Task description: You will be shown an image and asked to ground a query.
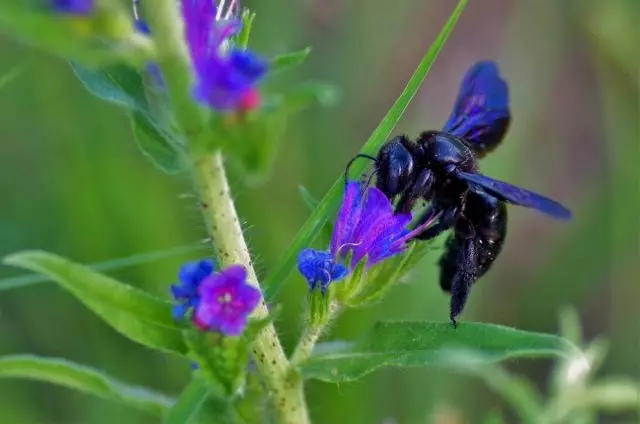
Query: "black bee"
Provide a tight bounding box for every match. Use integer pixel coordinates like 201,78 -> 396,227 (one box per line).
346,61 -> 571,325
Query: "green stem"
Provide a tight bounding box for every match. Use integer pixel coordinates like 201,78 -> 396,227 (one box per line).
290,326 -> 323,367
138,0 -> 206,135
138,2 -> 310,421
191,153 -> 310,424
290,302 -> 340,366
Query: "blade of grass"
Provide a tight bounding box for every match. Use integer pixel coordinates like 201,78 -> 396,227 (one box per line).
0,63 -> 26,90
0,243 -> 208,291
264,0 -> 468,300
164,379 -> 210,424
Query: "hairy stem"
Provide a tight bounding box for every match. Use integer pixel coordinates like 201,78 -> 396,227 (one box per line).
139,0 -> 205,135
191,153 -> 310,424
290,326 -> 323,367
138,2 -> 310,421
290,302 -> 340,366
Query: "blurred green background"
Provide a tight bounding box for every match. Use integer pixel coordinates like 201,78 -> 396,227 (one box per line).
0,1 -> 638,423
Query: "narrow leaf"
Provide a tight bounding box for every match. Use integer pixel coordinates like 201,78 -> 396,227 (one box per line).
164,379 -> 210,424
270,47 -> 312,74
301,321 -> 578,383
0,243 -> 207,291
264,0 -> 468,300
3,251 -> 186,354
131,112 -> 184,174
71,63 -> 147,111
0,355 -> 172,416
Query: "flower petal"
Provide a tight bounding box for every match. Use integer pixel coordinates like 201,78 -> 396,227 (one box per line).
330,181 -> 364,256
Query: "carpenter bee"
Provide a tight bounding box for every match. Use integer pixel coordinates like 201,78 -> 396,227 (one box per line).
346,61 -> 572,326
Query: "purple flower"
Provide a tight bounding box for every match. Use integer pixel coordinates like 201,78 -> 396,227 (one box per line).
297,181 -> 431,291
180,0 -> 268,111
194,264 -> 261,336
52,0 -> 94,14
170,258 -> 215,321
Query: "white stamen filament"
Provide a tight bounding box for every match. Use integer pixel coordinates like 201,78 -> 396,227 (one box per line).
215,0 -> 225,20
216,0 -> 240,21
132,0 -> 140,20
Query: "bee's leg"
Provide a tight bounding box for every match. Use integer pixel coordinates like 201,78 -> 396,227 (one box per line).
395,169 -> 434,214
413,205 -> 460,240
449,225 -> 479,327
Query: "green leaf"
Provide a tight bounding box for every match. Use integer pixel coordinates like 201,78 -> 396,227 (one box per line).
0,243 -> 207,291
264,0 -> 468,300
0,355 -> 172,416
131,112 -> 183,174
270,47 -> 312,74
72,63 -> 184,174
3,251 -> 187,354
164,379 -> 210,424
301,321 -> 578,383
71,63 -> 148,111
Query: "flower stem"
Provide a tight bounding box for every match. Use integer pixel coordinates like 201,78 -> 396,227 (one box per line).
138,0 -> 206,135
291,302 -> 341,366
191,153 -> 310,424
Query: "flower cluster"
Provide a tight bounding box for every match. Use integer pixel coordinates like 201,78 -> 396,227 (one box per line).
51,0 -> 95,15
181,0 -> 268,111
171,259 -> 261,336
297,181 -> 426,292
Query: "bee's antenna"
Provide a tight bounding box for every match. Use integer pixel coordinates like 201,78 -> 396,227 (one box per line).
344,154 -> 377,188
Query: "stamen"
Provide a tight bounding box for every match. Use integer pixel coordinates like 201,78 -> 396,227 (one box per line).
132,0 -> 140,20
218,292 -> 232,303
225,0 -> 239,19
216,0 -> 226,20
336,242 -> 362,258
393,210 -> 443,246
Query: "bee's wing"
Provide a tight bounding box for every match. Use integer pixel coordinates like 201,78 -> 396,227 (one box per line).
457,171 -> 572,220
443,61 -> 511,157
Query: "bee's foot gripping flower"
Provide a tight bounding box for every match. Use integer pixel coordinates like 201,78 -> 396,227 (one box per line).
52,0 -> 95,15
297,181 -> 418,292
172,260 -> 261,336
180,0 -> 269,111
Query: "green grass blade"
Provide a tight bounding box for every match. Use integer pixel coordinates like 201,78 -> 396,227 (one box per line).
0,355 -> 172,416
164,379 -> 210,424
264,0 -> 468,299
0,243 -> 207,291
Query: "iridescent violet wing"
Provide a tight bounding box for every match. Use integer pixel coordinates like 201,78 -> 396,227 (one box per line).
457,171 -> 572,220
442,61 -> 511,157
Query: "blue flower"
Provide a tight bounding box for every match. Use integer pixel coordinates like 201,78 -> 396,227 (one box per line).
297,249 -> 348,292
170,258 -> 215,321
297,181 -> 423,291
52,0 -> 94,14
194,264 -> 261,336
180,0 -> 269,111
